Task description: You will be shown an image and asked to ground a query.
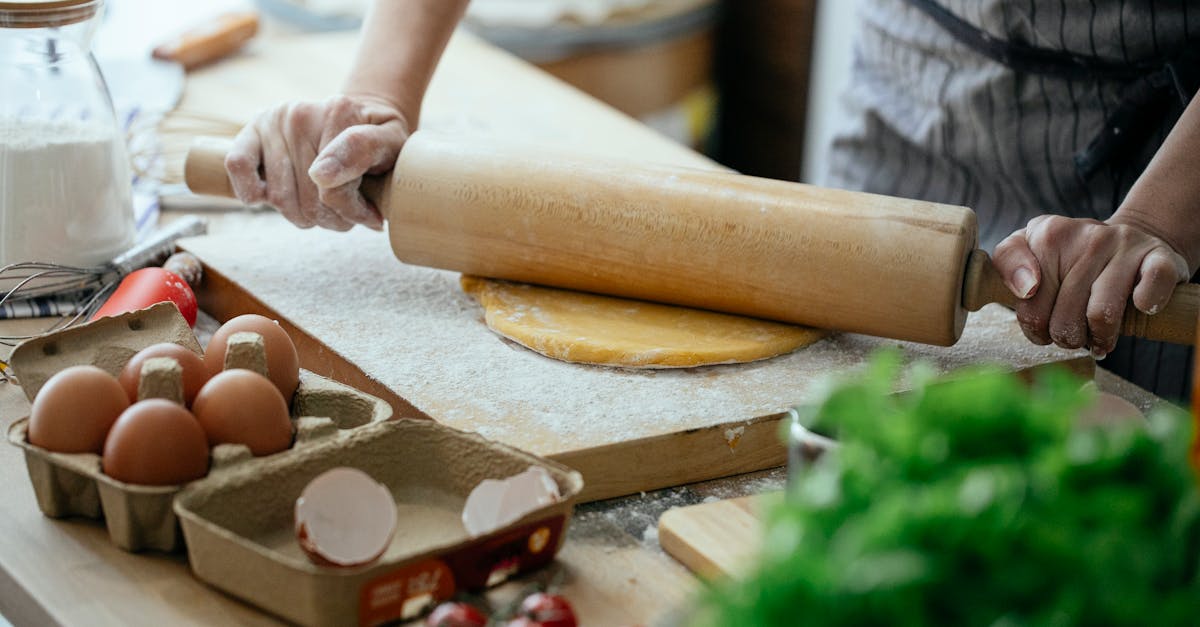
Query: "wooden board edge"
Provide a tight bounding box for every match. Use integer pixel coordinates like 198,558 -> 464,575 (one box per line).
546,356 -> 1097,503
551,412 -> 790,502
1018,354 -> 1095,382
0,567 -> 60,627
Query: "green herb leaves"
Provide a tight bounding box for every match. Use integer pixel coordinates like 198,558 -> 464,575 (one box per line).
703,353 -> 1200,626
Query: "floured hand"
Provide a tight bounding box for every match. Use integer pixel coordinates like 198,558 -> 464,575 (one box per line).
992,215 -> 1190,358
224,94 -> 411,231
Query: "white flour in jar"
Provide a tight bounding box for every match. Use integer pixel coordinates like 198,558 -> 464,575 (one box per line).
0,118 -> 135,268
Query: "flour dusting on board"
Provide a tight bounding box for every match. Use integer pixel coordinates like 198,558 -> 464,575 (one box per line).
181,215 -> 1088,456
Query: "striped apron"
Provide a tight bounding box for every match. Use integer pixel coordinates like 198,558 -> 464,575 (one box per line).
823,0 -> 1199,400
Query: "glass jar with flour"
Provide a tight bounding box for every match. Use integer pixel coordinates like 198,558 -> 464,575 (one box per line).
0,0 -> 135,269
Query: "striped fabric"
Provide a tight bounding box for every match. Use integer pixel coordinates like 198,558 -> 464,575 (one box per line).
823,0 -> 1198,400
0,293 -> 87,319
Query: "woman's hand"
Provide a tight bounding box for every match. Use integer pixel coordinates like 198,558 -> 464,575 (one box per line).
993,93 -> 1200,357
992,215 -> 1191,358
224,94 -> 411,231
221,0 -> 471,230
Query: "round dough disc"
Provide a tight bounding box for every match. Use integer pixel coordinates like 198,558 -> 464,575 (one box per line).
462,275 -> 827,368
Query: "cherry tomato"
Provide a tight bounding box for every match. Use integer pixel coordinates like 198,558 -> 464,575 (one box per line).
426,601 -> 488,627
518,593 -> 577,627
92,267 -> 198,326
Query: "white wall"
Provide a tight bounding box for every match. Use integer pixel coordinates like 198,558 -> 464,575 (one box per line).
801,0 -> 861,184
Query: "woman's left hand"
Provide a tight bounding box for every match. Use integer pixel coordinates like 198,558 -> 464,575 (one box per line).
991,215 -> 1191,358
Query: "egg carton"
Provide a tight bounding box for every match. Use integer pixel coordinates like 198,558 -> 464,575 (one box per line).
5,302 -> 392,552
6,303 -> 586,624
175,418 -> 584,627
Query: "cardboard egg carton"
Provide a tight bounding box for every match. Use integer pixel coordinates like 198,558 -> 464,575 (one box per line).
176,418 -> 584,626
6,303 -> 586,625
5,303 -> 393,552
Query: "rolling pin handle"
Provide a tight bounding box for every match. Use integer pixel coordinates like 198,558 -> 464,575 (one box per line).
360,175 -> 388,212
962,249 -> 1019,312
1119,283 -> 1200,346
184,137 -> 237,199
184,136 -> 390,211
963,249 -> 1199,346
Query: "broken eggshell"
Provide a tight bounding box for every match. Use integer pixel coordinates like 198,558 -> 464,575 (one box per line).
462,466 -> 561,537
294,466 -> 398,568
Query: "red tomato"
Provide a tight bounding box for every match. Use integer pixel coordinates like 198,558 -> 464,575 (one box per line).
426,601 -> 488,627
92,267 -> 198,326
518,593 -> 577,627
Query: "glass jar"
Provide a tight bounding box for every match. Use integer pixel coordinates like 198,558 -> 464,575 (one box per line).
0,0 -> 135,269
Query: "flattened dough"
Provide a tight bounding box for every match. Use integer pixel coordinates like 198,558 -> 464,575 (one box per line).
461,275 -> 827,368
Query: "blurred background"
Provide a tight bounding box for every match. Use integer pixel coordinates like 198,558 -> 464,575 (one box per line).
452,0 -> 862,185
94,0 -> 863,187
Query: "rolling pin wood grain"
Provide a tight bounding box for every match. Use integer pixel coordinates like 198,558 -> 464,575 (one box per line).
185,132 -> 1199,347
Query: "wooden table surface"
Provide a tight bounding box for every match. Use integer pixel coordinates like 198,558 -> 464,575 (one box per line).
0,9 -> 1169,627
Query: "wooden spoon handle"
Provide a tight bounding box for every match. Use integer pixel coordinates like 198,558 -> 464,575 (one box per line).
963,249 -> 1199,346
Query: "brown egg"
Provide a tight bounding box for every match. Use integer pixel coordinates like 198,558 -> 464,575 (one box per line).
119,343 -> 209,405
205,314 -> 300,402
192,369 -> 293,456
102,399 -> 210,485
29,365 -> 129,453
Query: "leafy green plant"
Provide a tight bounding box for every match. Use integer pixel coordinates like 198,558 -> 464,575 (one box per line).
701,353 -> 1200,626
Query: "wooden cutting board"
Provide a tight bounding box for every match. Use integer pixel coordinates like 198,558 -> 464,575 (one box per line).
658,495 -> 766,579
168,31 -> 1092,502
181,217 -> 1090,505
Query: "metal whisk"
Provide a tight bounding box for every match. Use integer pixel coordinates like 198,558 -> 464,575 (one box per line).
0,216 -> 208,347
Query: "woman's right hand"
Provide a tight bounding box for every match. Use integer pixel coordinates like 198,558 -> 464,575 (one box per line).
224,93 -> 412,231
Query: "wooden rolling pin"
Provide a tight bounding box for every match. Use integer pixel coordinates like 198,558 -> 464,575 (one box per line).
185,132 -> 1199,347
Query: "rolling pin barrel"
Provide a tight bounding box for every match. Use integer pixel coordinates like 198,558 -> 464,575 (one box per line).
186,133 -> 977,345
379,133 -> 977,345
185,131 -> 1198,347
